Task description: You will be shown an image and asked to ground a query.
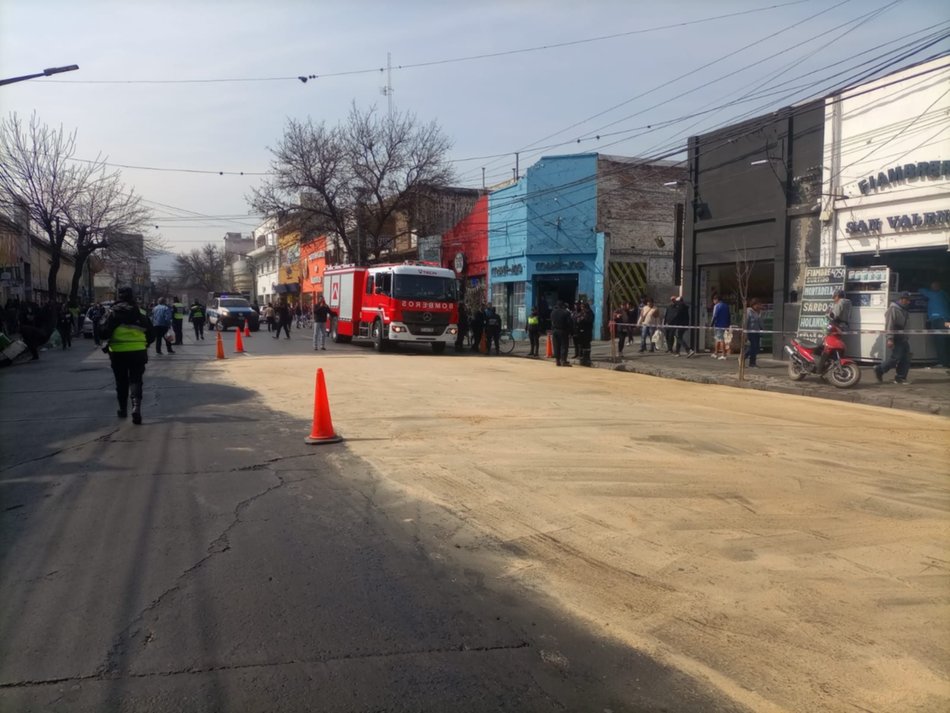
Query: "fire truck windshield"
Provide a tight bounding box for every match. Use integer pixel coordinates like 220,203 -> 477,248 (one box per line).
392,275 -> 457,301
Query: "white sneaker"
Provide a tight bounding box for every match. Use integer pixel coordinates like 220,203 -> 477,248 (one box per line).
718,355 -> 726,360
711,353 -> 718,358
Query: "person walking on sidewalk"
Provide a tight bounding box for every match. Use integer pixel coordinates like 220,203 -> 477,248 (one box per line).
527,307 -> 541,356
637,298 -> 660,353
711,294 -> 731,360
151,298 -> 174,354
874,291 -> 913,384
312,295 -> 331,350
101,286 -> 153,424
550,301 -> 574,366
171,296 -> 186,345
744,299 -> 763,368
189,300 -> 206,341
667,296 -> 696,358
274,301 -> 292,339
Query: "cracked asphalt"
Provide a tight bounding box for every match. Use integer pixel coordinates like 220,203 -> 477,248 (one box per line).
0,332 -> 744,712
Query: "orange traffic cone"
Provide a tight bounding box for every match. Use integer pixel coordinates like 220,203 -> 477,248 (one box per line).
305,368 -> 342,445
244,319 -> 251,337
215,331 -> 225,359
545,332 -> 553,358
235,328 -> 245,353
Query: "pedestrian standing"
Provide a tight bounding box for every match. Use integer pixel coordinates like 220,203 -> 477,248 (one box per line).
919,281 -> 949,368
151,297 -> 174,354
550,301 -> 574,366
455,302 -> 469,353
470,306 -> 485,352
637,298 -> 659,353
171,296 -> 186,345
874,291 -> 913,384
88,303 -> 104,346
668,296 -> 696,357
56,306 -> 73,350
576,302 -> 594,366
711,294 -> 731,359
264,303 -> 275,332
527,307 -> 541,356
312,295 -> 331,350
744,299 -> 763,368
101,286 -> 153,424
274,301 -> 292,339
484,305 -> 502,355
67,300 -> 80,336
189,300 -> 206,340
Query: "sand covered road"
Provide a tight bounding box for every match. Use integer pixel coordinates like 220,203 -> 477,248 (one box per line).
212,351 -> 949,712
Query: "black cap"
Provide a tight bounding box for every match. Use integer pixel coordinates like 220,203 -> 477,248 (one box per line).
899,291 -> 911,299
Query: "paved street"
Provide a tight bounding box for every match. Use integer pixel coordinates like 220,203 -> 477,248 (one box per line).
2,326 -> 948,712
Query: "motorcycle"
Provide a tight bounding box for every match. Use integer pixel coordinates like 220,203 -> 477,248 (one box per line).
785,320 -> 861,389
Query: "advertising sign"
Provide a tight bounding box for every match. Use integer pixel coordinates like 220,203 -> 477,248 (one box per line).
797,266 -> 846,340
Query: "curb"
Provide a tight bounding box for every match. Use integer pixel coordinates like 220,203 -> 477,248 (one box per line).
523,353 -> 946,416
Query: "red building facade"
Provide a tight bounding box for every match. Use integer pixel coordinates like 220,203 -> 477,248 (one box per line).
441,194 -> 488,291
299,235 -> 328,306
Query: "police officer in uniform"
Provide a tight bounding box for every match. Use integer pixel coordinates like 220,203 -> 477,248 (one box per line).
550,301 -> 574,366
189,299 -> 206,340
171,295 -> 186,345
101,287 -> 153,424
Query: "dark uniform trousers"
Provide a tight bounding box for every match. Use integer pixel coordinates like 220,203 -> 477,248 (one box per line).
552,329 -> 570,365
110,351 -> 148,409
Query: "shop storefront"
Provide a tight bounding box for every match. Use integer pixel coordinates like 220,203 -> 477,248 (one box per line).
820,56 -> 949,363
683,100 -> 825,357
488,154 -> 605,336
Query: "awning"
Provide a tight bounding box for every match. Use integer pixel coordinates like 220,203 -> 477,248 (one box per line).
274,283 -> 300,294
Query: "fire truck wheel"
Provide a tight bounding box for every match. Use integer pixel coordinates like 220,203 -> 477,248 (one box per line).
372,320 -> 387,352
431,342 -> 446,354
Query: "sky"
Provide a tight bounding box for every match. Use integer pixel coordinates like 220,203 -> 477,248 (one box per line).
0,0 -> 947,255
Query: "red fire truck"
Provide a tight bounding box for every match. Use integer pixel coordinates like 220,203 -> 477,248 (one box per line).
323,262 -> 459,353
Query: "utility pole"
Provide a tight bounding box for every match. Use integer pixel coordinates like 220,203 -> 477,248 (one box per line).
482,167 -> 486,190
515,152 -> 520,180
381,52 -> 394,121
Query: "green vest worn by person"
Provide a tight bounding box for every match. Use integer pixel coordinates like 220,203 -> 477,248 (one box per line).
173,302 -> 186,321
190,304 -> 204,321
527,315 -> 540,328
102,302 -> 152,353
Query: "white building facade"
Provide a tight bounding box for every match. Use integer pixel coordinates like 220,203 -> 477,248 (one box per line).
249,219 -> 279,305
821,56 -> 949,271
819,56 -> 950,361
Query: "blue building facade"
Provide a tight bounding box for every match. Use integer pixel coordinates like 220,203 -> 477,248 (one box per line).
488,154 -> 605,336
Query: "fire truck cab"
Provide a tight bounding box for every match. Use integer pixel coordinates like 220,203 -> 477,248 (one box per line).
324,262 -> 459,353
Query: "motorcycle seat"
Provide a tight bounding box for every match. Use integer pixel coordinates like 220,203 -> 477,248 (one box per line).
798,339 -> 822,350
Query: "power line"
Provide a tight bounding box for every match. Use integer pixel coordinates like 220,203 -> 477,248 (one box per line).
41,1 -> 816,86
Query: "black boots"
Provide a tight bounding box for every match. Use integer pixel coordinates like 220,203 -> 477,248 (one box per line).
130,383 -> 143,425
117,386 -> 128,419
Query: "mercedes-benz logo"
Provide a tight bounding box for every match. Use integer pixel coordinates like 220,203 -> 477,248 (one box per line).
422,312 -> 432,322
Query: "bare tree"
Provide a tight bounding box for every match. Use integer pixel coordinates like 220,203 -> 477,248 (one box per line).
734,243 -> 757,382
175,244 -> 227,294
250,104 -> 453,264
0,112 -> 97,313
63,168 -> 152,303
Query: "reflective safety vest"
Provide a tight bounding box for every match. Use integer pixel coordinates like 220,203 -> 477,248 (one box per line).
173,302 -> 186,320
191,306 -> 204,319
109,310 -> 149,353
527,315 -> 540,327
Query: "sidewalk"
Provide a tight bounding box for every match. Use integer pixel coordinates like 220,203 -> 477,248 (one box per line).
510,338 -> 950,416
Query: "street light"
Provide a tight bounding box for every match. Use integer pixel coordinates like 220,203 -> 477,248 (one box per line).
0,64 -> 79,87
